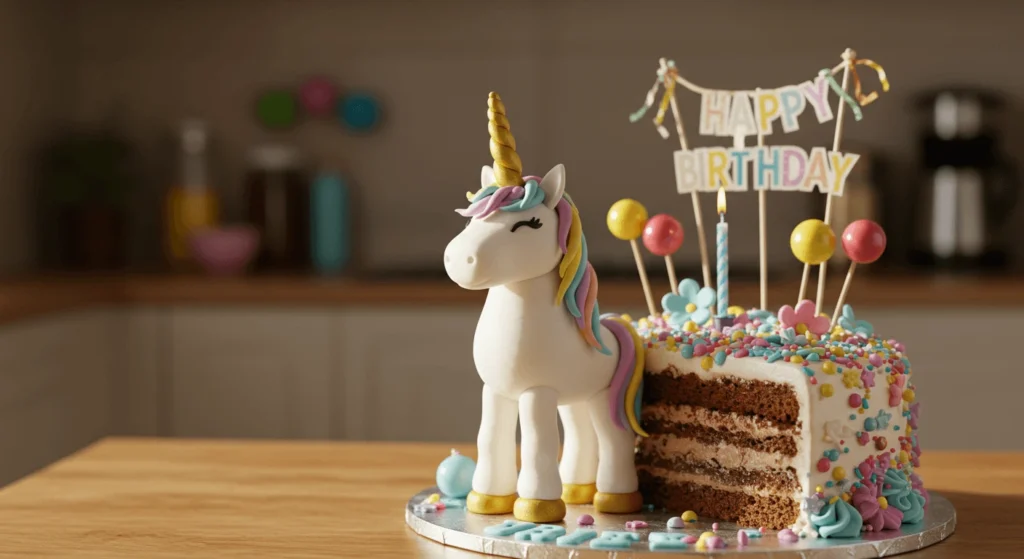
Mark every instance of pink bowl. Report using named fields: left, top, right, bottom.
left=190, top=226, right=260, bottom=276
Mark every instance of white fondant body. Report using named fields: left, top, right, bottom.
left=444, top=164, right=638, bottom=501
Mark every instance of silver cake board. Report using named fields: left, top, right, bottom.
left=405, top=488, right=955, bottom=557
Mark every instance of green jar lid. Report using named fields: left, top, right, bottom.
left=255, top=90, right=298, bottom=130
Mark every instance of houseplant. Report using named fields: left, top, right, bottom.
left=40, top=128, right=136, bottom=270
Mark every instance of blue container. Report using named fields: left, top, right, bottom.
left=310, top=172, right=351, bottom=274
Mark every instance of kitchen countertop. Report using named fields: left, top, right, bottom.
left=0, top=438, right=1016, bottom=557
left=0, top=273, right=1020, bottom=325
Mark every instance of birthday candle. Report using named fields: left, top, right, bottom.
left=716, top=187, right=729, bottom=315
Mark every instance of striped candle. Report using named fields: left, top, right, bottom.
left=717, top=217, right=729, bottom=315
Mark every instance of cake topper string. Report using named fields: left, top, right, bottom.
left=630, top=48, right=889, bottom=315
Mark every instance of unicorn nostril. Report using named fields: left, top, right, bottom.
left=466, top=256, right=475, bottom=264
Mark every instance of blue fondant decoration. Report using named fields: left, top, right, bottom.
left=556, top=529, right=598, bottom=547
left=339, top=93, right=380, bottom=131
left=483, top=520, right=536, bottom=537
left=515, top=525, right=567, bottom=542
left=590, top=531, right=640, bottom=550
left=649, top=532, right=689, bottom=551
left=439, top=496, right=465, bottom=509
left=435, top=450, right=476, bottom=498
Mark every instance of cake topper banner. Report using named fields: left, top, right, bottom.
left=674, top=146, right=860, bottom=195
left=631, top=57, right=889, bottom=138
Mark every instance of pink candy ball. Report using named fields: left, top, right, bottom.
left=577, top=514, right=594, bottom=526
left=642, top=214, right=684, bottom=257
left=299, top=77, right=338, bottom=116
left=842, top=219, right=887, bottom=264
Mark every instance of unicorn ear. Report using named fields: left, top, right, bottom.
left=480, top=165, right=496, bottom=188
left=540, top=164, right=566, bottom=209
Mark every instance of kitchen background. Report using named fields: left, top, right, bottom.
left=0, top=0, right=1021, bottom=486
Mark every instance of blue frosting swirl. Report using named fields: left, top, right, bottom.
left=882, top=469, right=926, bottom=524
left=810, top=498, right=863, bottom=538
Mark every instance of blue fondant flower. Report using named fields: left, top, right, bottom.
left=780, top=327, right=808, bottom=346
left=838, top=304, right=874, bottom=336
left=875, top=409, right=892, bottom=430
left=662, top=278, right=716, bottom=327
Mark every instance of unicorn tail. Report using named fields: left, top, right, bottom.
left=600, top=314, right=648, bottom=438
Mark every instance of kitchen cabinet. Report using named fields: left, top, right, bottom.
left=0, top=310, right=115, bottom=485
left=337, top=309, right=481, bottom=442
left=168, top=309, right=335, bottom=439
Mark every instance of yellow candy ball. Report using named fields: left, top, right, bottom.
left=683, top=320, right=699, bottom=333
left=727, top=305, right=745, bottom=316
left=790, top=219, right=836, bottom=265
left=903, top=389, right=915, bottom=403
left=832, top=467, right=846, bottom=481
left=700, top=355, right=714, bottom=371
left=822, top=361, right=836, bottom=375
left=820, top=384, right=834, bottom=397
left=606, top=199, right=649, bottom=240
left=681, top=510, right=698, bottom=523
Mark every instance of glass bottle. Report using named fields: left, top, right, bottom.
left=165, top=119, right=220, bottom=268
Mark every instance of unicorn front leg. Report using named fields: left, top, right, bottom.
left=514, top=386, right=566, bottom=523
left=467, top=384, right=518, bottom=515
left=558, top=402, right=598, bottom=504
left=588, top=387, right=642, bottom=513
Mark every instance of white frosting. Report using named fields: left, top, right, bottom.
left=637, top=465, right=781, bottom=498
left=644, top=403, right=795, bottom=439
left=644, top=436, right=795, bottom=471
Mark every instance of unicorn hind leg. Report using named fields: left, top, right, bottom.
left=467, top=384, right=518, bottom=515
left=514, top=386, right=566, bottom=523
left=558, top=402, right=598, bottom=504
left=588, top=387, right=642, bottom=514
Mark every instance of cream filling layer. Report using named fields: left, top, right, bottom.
left=638, top=465, right=792, bottom=499
left=643, top=435, right=795, bottom=470
left=643, top=403, right=799, bottom=439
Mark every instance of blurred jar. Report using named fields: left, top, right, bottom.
left=165, top=119, right=220, bottom=268
left=310, top=171, right=352, bottom=275
left=245, top=144, right=311, bottom=271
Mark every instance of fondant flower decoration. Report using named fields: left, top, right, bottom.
left=838, top=305, right=874, bottom=336
left=875, top=409, right=892, bottom=430
left=778, top=300, right=831, bottom=336
left=801, top=494, right=825, bottom=515
left=780, top=327, right=808, bottom=346
left=662, top=278, right=716, bottom=327
left=853, top=481, right=903, bottom=531
left=860, top=368, right=876, bottom=388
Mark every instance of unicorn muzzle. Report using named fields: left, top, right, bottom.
left=444, top=238, right=487, bottom=289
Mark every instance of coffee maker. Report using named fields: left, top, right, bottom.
left=910, top=88, right=1019, bottom=270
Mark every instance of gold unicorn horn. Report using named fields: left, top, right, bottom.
left=488, top=92, right=524, bottom=187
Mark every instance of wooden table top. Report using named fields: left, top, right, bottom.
left=0, top=273, right=1021, bottom=326
left=0, top=438, right=1018, bottom=558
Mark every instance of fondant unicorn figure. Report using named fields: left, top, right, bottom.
left=444, top=93, right=646, bottom=523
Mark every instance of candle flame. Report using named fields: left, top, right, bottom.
left=717, top=187, right=727, bottom=215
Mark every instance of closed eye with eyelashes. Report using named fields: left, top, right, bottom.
left=511, top=217, right=542, bottom=232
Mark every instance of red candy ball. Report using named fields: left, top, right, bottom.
left=842, top=220, right=887, bottom=264
left=642, top=214, right=684, bottom=256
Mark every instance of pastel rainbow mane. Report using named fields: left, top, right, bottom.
left=458, top=177, right=608, bottom=355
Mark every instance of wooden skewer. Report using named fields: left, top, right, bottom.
left=813, top=48, right=855, bottom=311
left=830, top=262, right=857, bottom=328
left=665, top=255, right=679, bottom=295
left=756, top=128, right=767, bottom=310
left=667, top=83, right=712, bottom=289
left=630, top=239, right=657, bottom=317
left=797, top=263, right=811, bottom=303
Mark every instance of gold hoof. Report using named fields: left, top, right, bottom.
left=561, top=483, right=598, bottom=505
left=467, top=491, right=516, bottom=515
left=513, top=497, right=567, bottom=523
left=594, top=491, right=643, bottom=514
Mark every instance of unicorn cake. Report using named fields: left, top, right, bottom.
left=442, top=92, right=927, bottom=537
